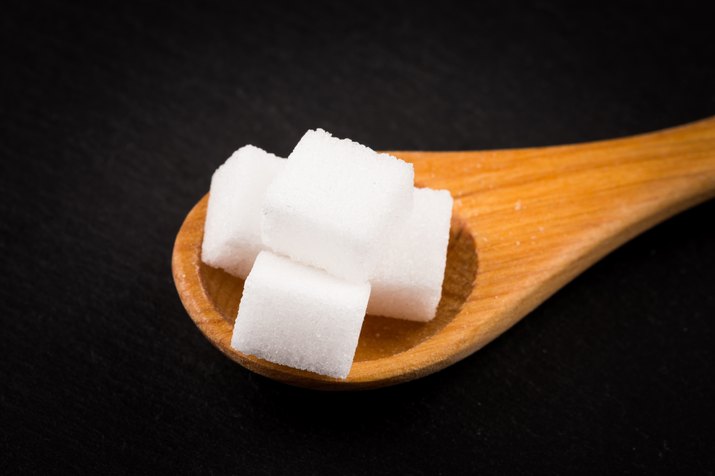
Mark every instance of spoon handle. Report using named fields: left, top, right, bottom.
left=392, top=117, right=715, bottom=361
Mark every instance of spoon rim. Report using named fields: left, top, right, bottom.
left=172, top=193, right=480, bottom=390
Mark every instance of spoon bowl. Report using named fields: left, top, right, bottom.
left=173, top=118, right=715, bottom=389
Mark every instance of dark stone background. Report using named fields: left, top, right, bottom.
left=1, top=1, right=713, bottom=474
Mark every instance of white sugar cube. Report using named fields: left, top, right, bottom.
left=202, top=145, right=285, bottom=278
left=261, top=129, right=414, bottom=282
left=367, top=188, right=453, bottom=322
left=231, top=251, right=370, bottom=379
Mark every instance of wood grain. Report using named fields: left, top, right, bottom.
left=173, top=117, right=715, bottom=390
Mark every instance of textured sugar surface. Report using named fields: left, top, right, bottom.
left=202, top=145, right=285, bottom=278
left=231, top=251, right=371, bottom=379
left=262, top=129, right=414, bottom=282
left=367, top=188, right=453, bottom=322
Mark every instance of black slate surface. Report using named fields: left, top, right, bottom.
left=1, top=1, right=714, bottom=474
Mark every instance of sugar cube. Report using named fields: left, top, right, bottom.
left=367, top=188, right=453, bottom=322
left=231, top=251, right=370, bottom=379
left=202, top=145, right=285, bottom=278
left=261, top=129, right=414, bottom=282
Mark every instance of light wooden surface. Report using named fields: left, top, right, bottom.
left=172, top=117, right=715, bottom=390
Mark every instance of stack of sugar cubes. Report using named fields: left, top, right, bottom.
left=202, top=129, right=453, bottom=379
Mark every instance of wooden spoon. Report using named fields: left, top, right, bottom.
left=172, top=117, right=715, bottom=390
